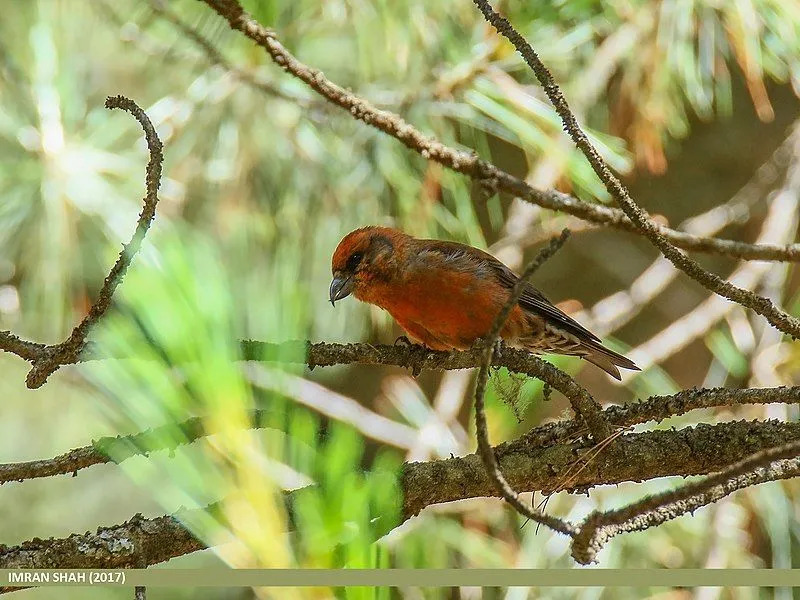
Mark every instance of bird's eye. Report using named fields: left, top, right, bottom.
left=347, top=252, right=364, bottom=270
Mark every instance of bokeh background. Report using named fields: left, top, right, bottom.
left=2, top=0, right=800, bottom=598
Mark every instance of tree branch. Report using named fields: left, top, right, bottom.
left=577, top=131, right=800, bottom=340
left=0, top=512, right=204, bottom=571
left=194, top=0, right=800, bottom=263
left=0, top=412, right=269, bottom=485
left=0, top=1, right=795, bottom=576
left=148, top=0, right=316, bottom=107
left=472, top=0, right=800, bottom=340
left=3, top=379, right=797, bottom=487
left=404, top=419, right=800, bottom=518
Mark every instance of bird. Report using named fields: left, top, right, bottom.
left=329, top=226, right=639, bottom=380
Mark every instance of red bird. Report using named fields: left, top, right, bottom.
left=330, top=226, right=639, bottom=379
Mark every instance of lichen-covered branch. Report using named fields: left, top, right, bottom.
left=194, top=0, right=800, bottom=263
left=403, top=419, right=800, bottom=518
left=603, top=386, right=800, bottom=428
left=0, top=513, right=204, bottom=571
left=5, top=419, right=800, bottom=574
left=472, top=0, right=800, bottom=340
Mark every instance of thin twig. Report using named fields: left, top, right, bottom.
left=194, top=0, right=800, bottom=263
left=576, top=126, right=799, bottom=338
left=0, top=411, right=273, bottom=485
left=473, top=230, right=578, bottom=537
left=621, top=145, right=800, bottom=375
left=601, top=385, right=800, bottom=428
left=472, top=0, right=800, bottom=340
left=571, top=440, right=800, bottom=564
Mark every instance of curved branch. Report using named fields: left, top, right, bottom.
left=578, top=133, right=800, bottom=339
left=3, top=380, right=797, bottom=487
left=195, top=0, right=800, bottom=263
left=2, top=333, right=798, bottom=430
left=6, top=96, right=164, bottom=389
left=473, top=229, right=579, bottom=537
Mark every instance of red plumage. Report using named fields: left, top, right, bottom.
left=330, top=226, right=639, bottom=379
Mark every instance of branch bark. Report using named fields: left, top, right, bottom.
left=571, top=440, right=800, bottom=563
left=472, top=229, right=580, bottom=537
left=3, top=378, right=797, bottom=486
left=0, top=513, right=204, bottom=571
left=403, top=419, right=800, bottom=518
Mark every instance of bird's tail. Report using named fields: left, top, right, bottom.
left=516, top=331, right=640, bottom=380
left=578, top=339, right=639, bottom=381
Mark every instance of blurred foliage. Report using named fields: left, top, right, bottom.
left=2, top=0, right=800, bottom=598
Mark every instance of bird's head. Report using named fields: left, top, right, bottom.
left=329, top=226, right=401, bottom=305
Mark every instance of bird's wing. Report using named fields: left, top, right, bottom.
left=418, top=239, right=601, bottom=343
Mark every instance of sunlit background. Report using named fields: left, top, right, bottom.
left=2, top=0, right=800, bottom=598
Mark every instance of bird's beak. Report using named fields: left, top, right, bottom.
left=329, top=272, right=354, bottom=306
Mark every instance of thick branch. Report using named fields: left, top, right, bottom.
left=403, top=419, right=800, bottom=518
left=472, top=0, right=800, bottom=340
left=194, top=0, right=800, bottom=263
left=0, top=513, right=204, bottom=572
left=5, top=419, right=800, bottom=572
